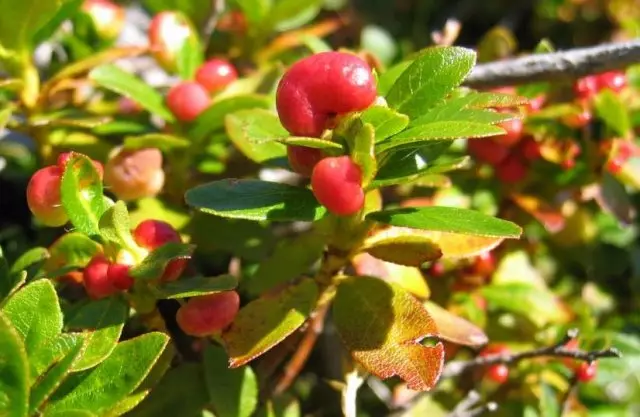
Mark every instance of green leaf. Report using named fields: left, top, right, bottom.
left=266, top=0, right=324, bottom=32
left=29, top=337, right=84, bottom=415
left=248, top=231, right=326, bottom=296
left=367, top=206, right=522, bottom=238
left=125, top=363, right=209, bottom=417
left=129, top=243, right=194, bottom=281
left=60, top=154, right=107, bottom=237
left=376, top=121, right=504, bottom=154
left=44, top=233, right=101, bottom=276
left=204, top=345, right=258, bottom=417
left=360, top=106, right=410, bottom=142
left=98, top=201, right=140, bottom=254
left=176, top=35, right=203, bottom=80
left=595, top=89, right=631, bottom=137
left=276, top=136, right=344, bottom=151
left=66, top=297, right=128, bottom=371
left=29, top=333, right=84, bottom=381
left=223, top=280, right=318, bottom=367
left=377, top=60, right=412, bottom=97
left=376, top=141, right=453, bottom=181
left=362, top=228, right=442, bottom=267
left=343, top=120, right=377, bottom=186
left=186, top=179, right=326, bottom=222
left=43, top=411, right=95, bottom=417
left=233, top=0, right=270, bottom=25
left=32, top=0, right=82, bottom=46
left=0, top=312, right=29, bottom=417
left=333, top=276, right=444, bottom=391
left=46, top=332, right=169, bottom=414
left=225, top=109, right=288, bottom=164
left=0, top=106, right=14, bottom=131
left=2, top=280, right=63, bottom=358
left=103, top=391, right=149, bottom=417
left=385, top=47, right=476, bottom=118
left=124, top=134, right=191, bottom=152
left=370, top=156, right=470, bottom=189
left=10, top=246, right=49, bottom=275
left=157, top=274, right=238, bottom=299
left=0, top=247, right=25, bottom=302
left=189, top=95, right=271, bottom=141
left=0, top=0, right=62, bottom=51
left=89, top=65, right=175, bottom=122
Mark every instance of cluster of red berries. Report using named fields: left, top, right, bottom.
left=568, top=70, right=627, bottom=129
left=603, top=139, right=639, bottom=175
left=276, top=52, right=378, bottom=216
left=148, top=12, right=238, bottom=122
left=467, top=116, right=541, bottom=184
left=83, top=220, right=188, bottom=299
left=27, top=152, right=104, bottom=227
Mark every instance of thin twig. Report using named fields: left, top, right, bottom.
left=442, top=329, right=621, bottom=379
left=202, top=0, right=226, bottom=46
left=464, top=40, right=640, bottom=88
left=447, top=390, right=498, bottom=417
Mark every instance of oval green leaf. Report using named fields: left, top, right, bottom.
left=0, top=312, right=29, bottom=417
left=157, top=275, right=238, bottom=299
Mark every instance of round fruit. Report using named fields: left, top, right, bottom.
left=485, top=364, right=509, bottom=384
left=470, top=251, right=496, bottom=277
left=82, top=0, right=125, bottom=40
left=574, top=75, right=599, bottom=100
left=133, top=220, right=187, bottom=282
left=26, top=166, right=68, bottom=227
left=495, top=154, right=528, bottom=184
left=107, top=263, right=134, bottom=291
left=195, top=59, right=238, bottom=94
left=575, top=361, right=597, bottom=382
left=166, top=81, right=211, bottom=122
left=494, top=118, right=524, bottom=147
left=176, top=291, right=240, bottom=336
left=519, top=137, right=541, bottom=161
left=148, top=11, right=196, bottom=72
left=287, top=146, right=325, bottom=177
left=276, top=51, right=377, bottom=137
left=104, top=147, right=165, bottom=201
left=467, top=139, right=510, bottom=166
left=83, top=255, right=118, bottom=299
left=311, top=156, right=364, bottom=216
left=597, top=71, right=626, bottom=92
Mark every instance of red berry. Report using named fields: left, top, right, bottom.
left=82, top=0, right=125, bottom=40
left=118, top=97, right=143, bottom=115
left=471, top=251, right=496, bottom=277
left=494, top=118, right=524, bottom=147
left=276, top=52, right=377, bottom=137
left=607, top=156, right=626, bottom=174
left=485, top=364, right=509, bottom=384
left=148, top=11, right=196, bottom=72
left=195, top=59, right=238, bottom=94
left=107, top=263, right=134, bottom=291
left=428, top=261, right=445, bottom=278
left=26, top=166, right=67, bottom=227
left=575, top=362, right=597, bottom=382
left=481, top=344, right=511, bottom=357
left=176, top=291, right=240, bottom=336
left=166, top=81, right=210, bottom=122
left=133, top=220, right=187, bottom=282
left=83, top=255, right=118, bottom=299
left=495, top=154, right=528, bottom=184
left=104, top=147, right=164, bottom=201
left=57, top=152, right=104, bottom=181
left=467, top=139, right=510, bottom=165
left=287, top=146, right=325, bottom=177
left=311, top=156, right=365, bottom=216
left=574, top=75, right=599, bottom=100
left=519, top=137, right=541, bottom=161
left=597, top=71, right=627, bottom=93
left=564, top=108, right=592, bottom=129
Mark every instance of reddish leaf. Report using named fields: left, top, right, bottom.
left=361, top=227, right=442, bottom=266
left=223, top=280, right=318, bottom=368
left=333, top=276, right=444, bottom=391
left=352, top=253, right=430, bottom=299
left=510, top=193, right=565, bottom=233
left=423, top=301, right=487, bottom=347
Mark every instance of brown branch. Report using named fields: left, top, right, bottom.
left=442, top=329, right=621, bottom=379
left=464, top=40, right=640, bottom=88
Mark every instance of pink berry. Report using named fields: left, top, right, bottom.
left=287, top=146, right=325, bottom=177
left=276, top=52, right=377, bottom=137
left=166, top=81, right=211, bottom=122
left=195, top=59, right=238, bottom=94
left=83, top=255, right=118, bottom=299
left=311, top=156, right=365, bottom=216
left=104, top=147, right=165, bottom=201
left=82, top=0, right=125, bottom=41
left=176, top=291, right=240, bottom=336
left=148, top=11, right=195, bottom=72
left=26, top=166, right=67, bottom=227
left=574, top=75, right=599, bottom=100
left=467, top=139, right=510, bottom=166
left=495, top=155, right=528, bottom=184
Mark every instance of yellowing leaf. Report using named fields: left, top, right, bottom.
left=511, top=193, right=565, bottom=233
left=333, top=277, right=444, bottom=391
left=361, top=227, right=442, bottom=266
left=423, top=301, right=487, bottom=347
left=223, top=280, right=318, bottom=368
left=352, top=253, right=430, bottom=299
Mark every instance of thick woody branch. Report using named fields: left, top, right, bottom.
left=442, top=329, right=621, bottom=379
left=464, top=40, right=640, bottom=88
